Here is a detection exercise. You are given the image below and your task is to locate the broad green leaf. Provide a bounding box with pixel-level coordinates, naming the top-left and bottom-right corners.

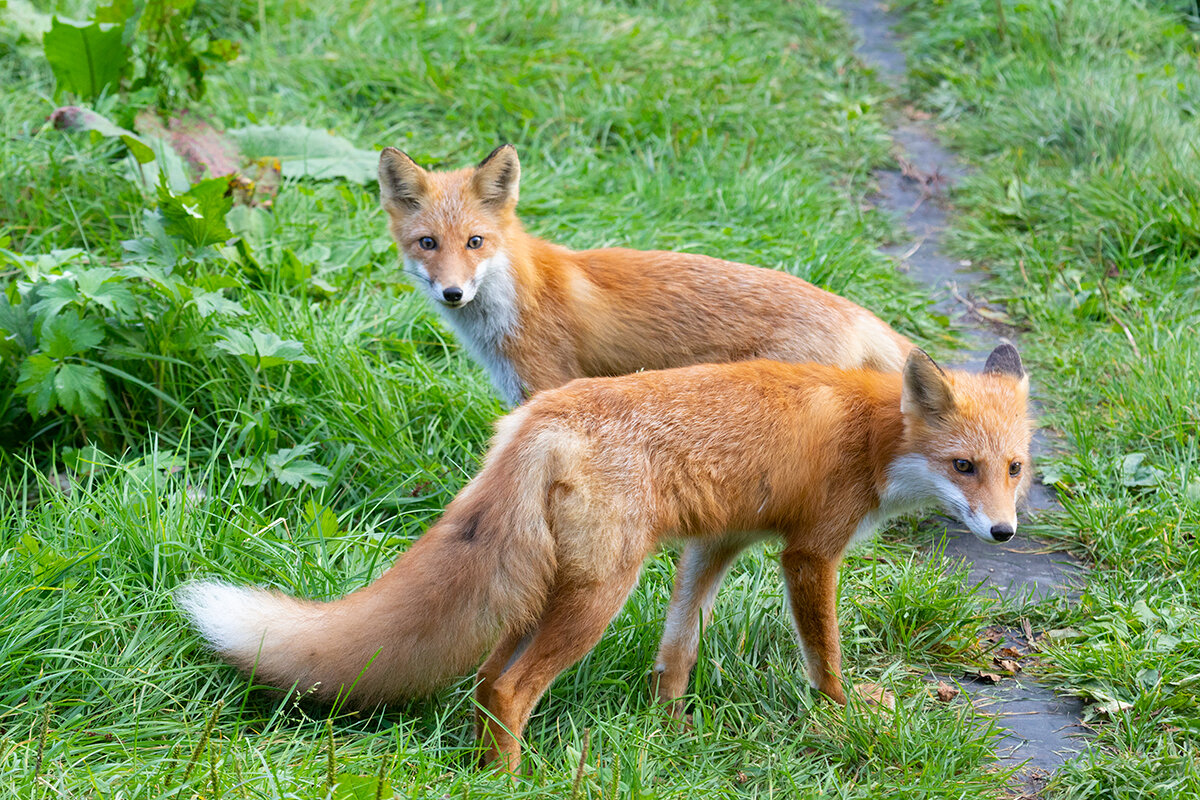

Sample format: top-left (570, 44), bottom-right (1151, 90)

top-left (16, 354), bottom-right (58, 417)
top-left (227, 124), bottom-right (378, 183)
top-left (0, 293), bottom-right (36, 355)
top-left (248, 329), bottom-right (315, 367)
top-left (229, 457), bottom-right (268, 487)
top-left (270, 457), bottom-right (331, 488)
top-left (123, 210), bottom-right (185, 264)
top-left (54, 363), bottom-right (107, 416)
top-left (303, 500), bottom-right (340, 538)
top-left (61, 443), bottom-right (109, 475)
top-left (209, 328), bottom-right (254, 358)
top-left (191, 289), bottom-right (246, 317)
top-left (266, 445), bottom-right (331, 489)
top-left (211, 328), bottom-right (315, 368)
top-left (39, 314), bottom-right (104, 359)
top-left (158, 177), bottom-right (233, 248)
top-left (1119, 452), bottom-right (1163, 488)
top-left (29, 279), bottom-right (80, 319)
top-left (75, 268), bottom-right (136, 315)
top-left (43, 17), bottom-right (128, 101)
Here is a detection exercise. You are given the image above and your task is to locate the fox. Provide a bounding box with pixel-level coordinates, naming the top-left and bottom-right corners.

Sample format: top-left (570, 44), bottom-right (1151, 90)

top-left (177, 343), bottom-right (1032, 771)
top-left (377, 144), bottom-right (914, 406)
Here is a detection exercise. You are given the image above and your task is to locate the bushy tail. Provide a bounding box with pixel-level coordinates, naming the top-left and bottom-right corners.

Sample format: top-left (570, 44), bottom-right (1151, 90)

top-left (176, 439), bottom-right (558, 706)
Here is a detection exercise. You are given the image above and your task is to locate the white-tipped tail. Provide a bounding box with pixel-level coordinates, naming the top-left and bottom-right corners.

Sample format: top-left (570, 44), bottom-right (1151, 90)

top-left (174, 428), bottom-right (560, 706)
top-left (175, 580), bottom-right (312, 660)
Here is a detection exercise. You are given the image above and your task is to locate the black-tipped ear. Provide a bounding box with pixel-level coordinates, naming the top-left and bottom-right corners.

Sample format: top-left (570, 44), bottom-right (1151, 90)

top-left (983, 343), bottom-right (1025, 380)
top-left (901, 349), bottom-right (956, 422)
top-left (378, 147), bottom-right (426, 211)
top-left (471, 144), bottom-right (520, 208)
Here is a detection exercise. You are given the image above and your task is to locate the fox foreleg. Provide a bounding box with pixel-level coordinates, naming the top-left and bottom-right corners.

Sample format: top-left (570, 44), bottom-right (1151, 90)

top-left (780, 549), bottom-right (846, 705)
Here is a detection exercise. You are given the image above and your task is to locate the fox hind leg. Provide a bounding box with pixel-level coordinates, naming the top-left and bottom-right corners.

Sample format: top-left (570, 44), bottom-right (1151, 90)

top-left (474, 628), bottom-right (532, 746)
top-left (478, 564), bottom-right (643, 772)
top-left (651, 538), bottom-right (747, 716)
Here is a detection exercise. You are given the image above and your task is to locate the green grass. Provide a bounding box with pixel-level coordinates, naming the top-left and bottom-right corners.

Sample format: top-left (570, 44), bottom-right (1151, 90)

top-left (5, 0), bottom-right (1196, 796)
top-left (895, 0), bottom-right (1200, 795)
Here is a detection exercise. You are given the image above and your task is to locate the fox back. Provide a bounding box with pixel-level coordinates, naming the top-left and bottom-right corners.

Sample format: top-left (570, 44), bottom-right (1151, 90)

top-left (378, 146), bottom-right (915, 405)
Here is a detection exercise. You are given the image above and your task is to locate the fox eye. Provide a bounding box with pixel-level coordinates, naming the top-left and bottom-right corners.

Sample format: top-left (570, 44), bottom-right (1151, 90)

top-left (466, 235), bottom-right (483, 249)
top-left (953, 459), bottom-right (975, 474)
top-left (418, 236), bottom-right (437, 250)
top-left (1009, 461), bottom-right (1022, 476)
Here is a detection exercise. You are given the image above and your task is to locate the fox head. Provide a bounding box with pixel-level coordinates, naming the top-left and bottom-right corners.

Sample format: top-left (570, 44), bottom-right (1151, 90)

top-left (895, 344), bottom-right (1033, 543)
top-left (378, 145), bottom-right (521, 308)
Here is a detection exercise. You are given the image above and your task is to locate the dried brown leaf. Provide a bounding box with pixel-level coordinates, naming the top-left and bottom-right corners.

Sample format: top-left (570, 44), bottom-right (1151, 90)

top-left (935, 681), bottom-right (959, 702)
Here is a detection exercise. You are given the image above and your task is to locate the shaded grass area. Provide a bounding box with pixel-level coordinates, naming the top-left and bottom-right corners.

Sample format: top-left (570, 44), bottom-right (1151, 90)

top-left (896, 0), bottom-right (1200, 795)
top-left (0, 0), bottom-right (1030, 797)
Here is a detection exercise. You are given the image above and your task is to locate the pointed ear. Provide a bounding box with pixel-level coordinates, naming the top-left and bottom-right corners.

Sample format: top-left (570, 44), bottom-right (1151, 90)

top-left (471, 144), bottom-right (520, 209)
top-left (901, 349), bottom-right (956, 423)
top-left (983, 343), bottom-right (1025, 380)
top-left (378, 147), bottom-right (427, 212)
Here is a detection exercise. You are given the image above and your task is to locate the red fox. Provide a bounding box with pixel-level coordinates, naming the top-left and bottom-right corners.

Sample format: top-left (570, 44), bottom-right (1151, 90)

top-left (378, 145), bottom-right (914, 405)
top-left (177, 344), bottom-right (1032, 771)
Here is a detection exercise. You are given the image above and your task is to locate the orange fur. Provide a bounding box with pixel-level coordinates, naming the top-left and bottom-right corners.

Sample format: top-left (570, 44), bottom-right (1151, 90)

top-left (178, 346), bottom-right (1032, 771)
top-left (378, 145), bottom-right (914, 405)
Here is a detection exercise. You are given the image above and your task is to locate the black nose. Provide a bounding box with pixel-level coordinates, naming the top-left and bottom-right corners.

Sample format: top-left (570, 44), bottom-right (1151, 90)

top-left (443, 286), bottom-right (463, 303)
top-left (990, 523), bottom-right (1015, 542)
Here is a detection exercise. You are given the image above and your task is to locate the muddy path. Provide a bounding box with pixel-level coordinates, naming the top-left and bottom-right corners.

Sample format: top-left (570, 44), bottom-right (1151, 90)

top-left (831, 0), bottom-right (1088, 790)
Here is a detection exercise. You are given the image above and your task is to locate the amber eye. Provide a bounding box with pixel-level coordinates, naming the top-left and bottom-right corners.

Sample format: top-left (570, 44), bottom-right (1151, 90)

top-left (418, 236), bottom-right (437, 250)
top-left (466, 235), bottom-right (483, 249)
top-left (1009, 461), bottom-right (1022, 476)
top-left (953, 459), bottom-right (975, 474)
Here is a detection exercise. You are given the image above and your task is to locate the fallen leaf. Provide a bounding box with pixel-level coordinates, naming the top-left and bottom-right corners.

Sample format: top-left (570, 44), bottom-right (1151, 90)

top-left (935, 681), bottom-right (959, 702)
top-left (976, 671), bottom-right (1003, 684)
top-left (1021, 618), bottom-right (1039, 651)
top-left (1094, 697), bottom-right (1134, 717)
top-left (980, 626), bottom-right (1006, 643)
top-left (998, 646), bottom-right (1024, 660)
top-left (973, 305), bottom-right (1016, 325)
top-left (995, 658), bottom-right (1022, 674)
top-left (137, 109), bottom-right (243, 181)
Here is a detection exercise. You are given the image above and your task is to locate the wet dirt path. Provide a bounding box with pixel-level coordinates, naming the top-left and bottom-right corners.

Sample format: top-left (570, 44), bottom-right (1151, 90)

top-left (831, 1), bottom-right (1089, 791)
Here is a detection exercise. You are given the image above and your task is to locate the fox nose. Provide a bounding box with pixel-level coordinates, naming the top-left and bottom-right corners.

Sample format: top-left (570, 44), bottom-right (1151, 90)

top-left (990, 523), bottom-right (1015, 542)
top-left (442, 286), bottom-right (464, 303)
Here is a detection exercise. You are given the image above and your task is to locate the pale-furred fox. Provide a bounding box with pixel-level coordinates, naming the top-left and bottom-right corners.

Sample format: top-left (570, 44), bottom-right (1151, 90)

top-left (378, 144), bottom-right (914, 405)
top-left (177, 344), bottom-right (1032, 771)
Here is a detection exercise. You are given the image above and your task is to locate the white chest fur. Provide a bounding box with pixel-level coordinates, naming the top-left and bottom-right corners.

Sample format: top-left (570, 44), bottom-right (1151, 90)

top-left (434, 252), bottom-right (525, 406)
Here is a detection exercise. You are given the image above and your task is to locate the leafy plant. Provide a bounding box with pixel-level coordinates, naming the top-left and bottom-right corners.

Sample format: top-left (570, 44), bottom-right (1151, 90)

top-left (42, 17), bottom-right (127, 100)
top-left (42, 0), bottom-right (239, 107)
top-left (0, 177), bottom-right (301, 446)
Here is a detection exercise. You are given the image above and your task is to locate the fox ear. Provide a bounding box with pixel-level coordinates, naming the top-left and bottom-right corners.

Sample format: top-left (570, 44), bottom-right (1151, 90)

top-left (902, 349), bottom-right (956, 422)
top-left (471, 144), bottom-right (520, 209)
top-left (983, 343), bottom-right (1025, 379)
top-left (379, 147), bottom-right (426, 212)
